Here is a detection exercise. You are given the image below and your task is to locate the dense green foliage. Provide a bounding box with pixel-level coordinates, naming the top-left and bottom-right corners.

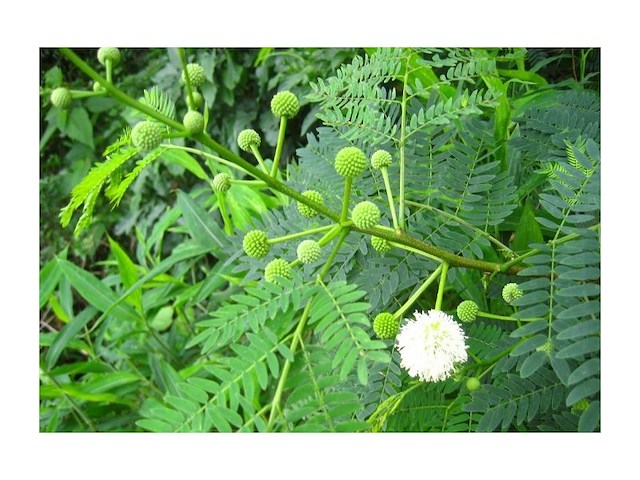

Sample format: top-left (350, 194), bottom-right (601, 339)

top-left (39, 47), bottom-right (600, 432)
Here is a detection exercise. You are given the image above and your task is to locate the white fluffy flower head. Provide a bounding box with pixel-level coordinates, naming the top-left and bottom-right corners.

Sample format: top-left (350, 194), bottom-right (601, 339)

top-left (396, 310), bottom-right (468, 382)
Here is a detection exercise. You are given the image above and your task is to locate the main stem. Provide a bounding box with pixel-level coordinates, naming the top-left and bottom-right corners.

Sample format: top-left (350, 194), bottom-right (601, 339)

top-left (60, 47), bottom-right (526, 277)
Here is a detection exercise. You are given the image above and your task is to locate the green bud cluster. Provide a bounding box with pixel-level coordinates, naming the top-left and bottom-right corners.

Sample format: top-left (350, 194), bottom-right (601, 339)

top-left (270, 91), bottom-right (300, 119)
top-left (457, 300), bottom-right (479, 323)
top-left (50, 87), bottom-right (72, 109)
top-left (536, 340), bottom-right (554, 355)
top-left (93, 81), bottom-right (105, 93)
top-left (297, 190), bottom-right (323, 218)
top-left (182, 63), bottom-right (206, 88)
top-left (371, 236), bottom-right (391, 253)
top-left (187, 91), bottom-right (203, 109)
top-left (373, 312), bottom-right (399, 339)
top-left (237, 129), bottom-right (261, 152)
top-left (371, 150), bottom-right (392, 170)
top-left (212, 173), bottom-right (232, 193)
top-left (97, 47), bottom-right (121, 66)
top-left (265, 258), bottom-right (292, 283)
top-left (352, 201), bottom-right (380, 229)
top-left (502, 283), bottom-right (523, 304)
top-left (334, 146), bottom-right (367, 178)
top-left (297, 240), bottom-right (321, 264)
top-left (571, 399), bottom-right (590, 412)
top-left (131, 121), bottom-right (162, 151)
top-left (243, 230), bottom-right (270, 258)
top-left (466, 377), bottom-right (481, 392)
top-left (183, 110), bottom-right (204, 134)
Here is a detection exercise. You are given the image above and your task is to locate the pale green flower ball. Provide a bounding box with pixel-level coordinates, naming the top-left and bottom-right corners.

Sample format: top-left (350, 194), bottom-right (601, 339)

top-left (243, 230), bottom-right (270, 258)
top-left (182, 63), bottom-right (206, 88)
top-left (50, 87), bottom-right (72, 109)
top-left (297, 240), bottom-right (321, 264)
top-left (237, 129), bottom-right (261, 152)
top-left (334, 146), bottom-right (367, 178)
top-left (183, 110), bottom-right (204, 134)
top-left (131, 121), bottom-right (162, 151)
top-left (265, 258), bottom-right (292, 283)
top-left (352, 201), bottom-right (380, 229)
top-left (297, 190), bottom-right (323, 219)
top-left (270, 91), bottom-right (300, 119)
top-left (212, 173), bottom-right (232, 193)
top-left (97, 47), bottom-right (121, 66)
top-left (457, 300), bottom-right (479, 323)
top-left (373, 312), bottom-right (399, 339)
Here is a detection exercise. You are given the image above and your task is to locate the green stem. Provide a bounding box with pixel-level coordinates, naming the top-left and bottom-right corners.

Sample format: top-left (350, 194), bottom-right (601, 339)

top-left (250, 145), bottom-right (269, 174)
top-left (394, 264), bottom-right (443, 320)
top-left (380, 168), bottom-right (400, 231)
top-left (229, 179), bottom-right (267, 187)
top-left (317, 225), bottom-right (342, 247)
top-left (406, 200), bottom-right (513, 255)
top-left (216, 191), bottom-right (232, 235)
top-left (162, 131), bottom-right (191, 139)
top-left (398, 63), bottom-right (409, 231)
top-left (271, 117), bottom-right (288, 177)
top-left (267, 301), bottom-right (311, 430)
top-left (60, 49), bottom-right (185, 131)
top-left (178, 48), bottom-right (196, 111)
top-left (269, 225), bottom-right (335, 244)
top-left (477, 311), bottom-right (543, 322)
top-left (106, 59), bottom-right (113, 83)
top-left (340, 177), bottom-right (352, 223)
top-left (267, 228), bottom-right (348, 431)
top-left (389, 242), bottom-right (442, 263)
top-left (69, 90), bottom-right (107, 99)
top-left (318, 228), bottom-right (349, 280)
top-left (60, 48), bottom-right (527, 277)
top-left (434, 262), bottom-right (449, 310)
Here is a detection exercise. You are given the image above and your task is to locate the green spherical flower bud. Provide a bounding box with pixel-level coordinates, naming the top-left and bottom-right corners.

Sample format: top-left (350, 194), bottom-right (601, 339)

top-left (97, 47), bottom-right (121, 66)
top-left (183, 110), bottom-right (204, 134)
top-left (297, 190), bottom-right (323, 218)
top-left (297, 240), bottom-right (321, 264)
top-left (212, 173), bottom-right (232, 193)
top-left (92, 81), bottom-right (105, 93)
top-left (352, 201), bottom-right (381, 229)
top-left (466, 377), bottom-right (481, 392)
top-left (373, 312), bottom-right (399, 339)
top-left (270, 90), bottom-right (300, 119)
top-left (536, 340), bottom-right (554, 355)
top-left (334, 146), bottom-right (367, 178)
top-left (243, 230), bottom-right (270, 259)
top-left (371, 236), bottom-right (391, 254)
top-left (131, 121), bottom-right (162, 151)
top-left (182, 63), bottom-right (206, 88)
top-left (265, 258), bottom-right (292, 283)
top-left (502, 283), bottom-right (524, 304)
top-left (371, 150), bottom-right (392, 170)
top-left (187, 91), bottom-right (203, 109)
top-left (457, 300), bottom-right (479, 323)
top-left (237, 129), bottom-right (261, 152)
top-left (50, 87), bottom-right (72, 109)
top-left (571, 398), bottom-right (590, 413)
